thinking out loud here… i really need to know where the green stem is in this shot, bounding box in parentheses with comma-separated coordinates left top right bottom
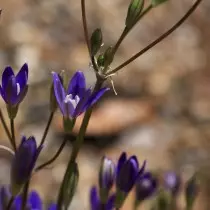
(0, 109, 12, 143)
(81, 0, 91, 56)
(6, 196, 14, 210)
(108, 0, 203, 75)
(57, 78, 104, 209)
(10, 119, 17, 152)
(35, 137, 67, 172)
(39, 112, 54, 147)
(21, 181, 30, 210)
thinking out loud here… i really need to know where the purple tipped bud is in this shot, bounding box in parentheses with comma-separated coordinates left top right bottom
(135, 172, 157, 202)
(164, 172, 181, 196)
(10, 136, 42, 195)
(99, 157, 115, 191)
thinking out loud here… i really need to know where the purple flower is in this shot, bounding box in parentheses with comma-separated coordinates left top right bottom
(135, 172, 157, 202)
(11, 136, 42, 195)
(99, 157, 115, 191)
(164, 172, 181, 196)
(90, 186, 115, 210)
(0, 187, 56, 210)
(52, 71, 109, 119)
(0, 64, 28, 106)
(116, 152, 146, 193)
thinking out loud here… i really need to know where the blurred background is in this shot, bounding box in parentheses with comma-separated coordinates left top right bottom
(0, 0, 210, 209)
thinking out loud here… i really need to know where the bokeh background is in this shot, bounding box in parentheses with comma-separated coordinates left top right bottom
(0, 0, 210, 209)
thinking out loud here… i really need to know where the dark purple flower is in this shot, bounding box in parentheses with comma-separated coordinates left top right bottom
(99, 157, 115, 191)
(52, 71, 109, 119)
(90, 186, 115, 210)
(135, 172, 157, 202)
(164, 171, 181, 196)
(0, 64, 28, 106)
(0, 187, 56, 210)
(11, 136, 42, 195)
(116, 152, 146, 193)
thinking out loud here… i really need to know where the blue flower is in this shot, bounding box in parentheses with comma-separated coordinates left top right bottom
(0, 64, 28, 106)
(135, 172, 157, 202)
(52, 71, 109, 119)
(90, 186, 115, 210)
(116, 152, 146, 193)
(11, 136, 42, 195)
(164, 171, 181, 196)
(0, 187, 56, 210)
(99, 157, 115, 191)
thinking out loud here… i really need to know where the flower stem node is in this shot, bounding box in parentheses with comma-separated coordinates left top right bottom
(10, 136, 42, 196)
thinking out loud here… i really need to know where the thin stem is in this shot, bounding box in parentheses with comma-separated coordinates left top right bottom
(112, 4, 153, 57)
(21, 181, 30, 210)
(0, 110, 12, 143)
(35, 137, 67, 172)
(108, 0, 203, 75)
(6, 196, 14, 210)
(39, 112, 54, 147)
(10, 119, 17, 152)
(81, 0, 91, 56)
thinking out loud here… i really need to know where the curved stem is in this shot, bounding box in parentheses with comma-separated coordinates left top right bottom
(81, 0, 91, 56)
(108, 0, 203, 75)
(21, 181, 30, 210)
(6, 196, 14, 210)
(10, 119, 16, 152)
(0, 109, 12, 142)
(39, 112, 54, 147)
(35, 137, 67, 172)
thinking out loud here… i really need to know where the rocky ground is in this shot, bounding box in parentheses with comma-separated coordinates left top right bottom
(0, 0, 210, 209)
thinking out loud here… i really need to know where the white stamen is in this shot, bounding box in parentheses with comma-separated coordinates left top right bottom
(16, 83, 20, 95)
(64, 94, 80, 109)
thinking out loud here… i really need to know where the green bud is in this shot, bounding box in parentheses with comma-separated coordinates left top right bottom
(62, 162, 79, 210)
(97, 54, 105, 67)
(185, 175, 199, 210)
(151, 0, 168, 7)
(7, 105, 18, 119)
(104, 46, 114, 70)
(90, 28, 103, 56)
(126, 0, 144, 28)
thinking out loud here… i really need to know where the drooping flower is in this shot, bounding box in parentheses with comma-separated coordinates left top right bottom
(90, 186, 115, 210)
(0, 187, 56, 210)
(52, 71, 109, 119)
(10, 136, 42, 195)
(0, 64, 28, 106)
(116, 152, 146, 193)
(99, 156, 115, 191)
(163, 171, 181, 196)
(135, 172, 157, 202)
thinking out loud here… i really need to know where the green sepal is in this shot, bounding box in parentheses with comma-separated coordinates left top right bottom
(7, 105, 18, 120)
(63, 117, 75, 133)
(115, 190, 127, 208)
(90, 28, 103, 56)
(103, 46, 114, 70)
(151, 0, 168, 7)
(97, 54, 105, 67)
(126, 0, 144, 28)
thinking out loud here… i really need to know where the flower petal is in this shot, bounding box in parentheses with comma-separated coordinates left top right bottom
(48, 203, 57, 210)
(106, 194, 115, 210)
(52, 72, 66, 115)
(90, 186, 99, 210)
(86, 87, 109, 108)
(116, 152, 127, 176)
(5, 75, 18, 105)
(16, 63, 28, 90)
(2, 66, 14, 90)
(67, 71, 86, 97)
(28, 191, 42, 209)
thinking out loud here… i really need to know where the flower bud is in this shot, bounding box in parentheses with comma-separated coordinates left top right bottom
(10, 136, 42, 195)
(126, 0, 144, 28)
(185, 175, 199, 210)
(90, 28, 103, 56)
(103, 47, 114, 70)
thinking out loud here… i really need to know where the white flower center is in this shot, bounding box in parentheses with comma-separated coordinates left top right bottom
(64, 94, 80, 109)
(16, 83, 20, 95)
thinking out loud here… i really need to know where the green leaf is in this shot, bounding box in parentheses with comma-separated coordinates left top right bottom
(126, 0, 144, 28)
(90, 28, 103, 56)
(151, 0, 168, 7)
